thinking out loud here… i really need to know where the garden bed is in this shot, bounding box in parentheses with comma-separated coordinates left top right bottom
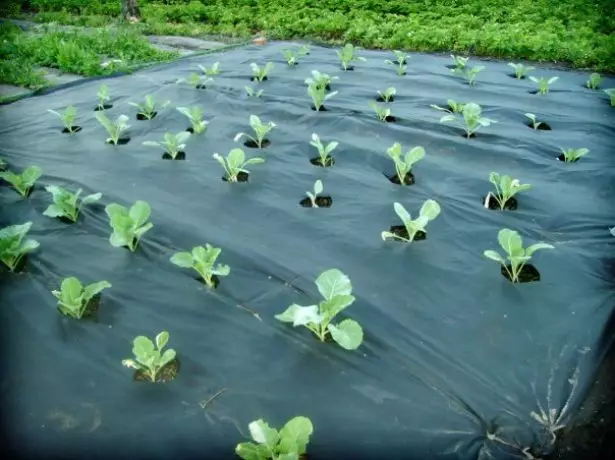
(0, 42, 614, 460)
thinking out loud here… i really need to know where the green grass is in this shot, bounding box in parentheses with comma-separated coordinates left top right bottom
(16, 0, 615, 72)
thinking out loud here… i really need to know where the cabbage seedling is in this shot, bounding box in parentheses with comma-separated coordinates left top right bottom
(122, 331, 177, 383)
(198, 61, 220, 76)
(275, 269, 364, 350)
(307, 82, 338, 111)
(47, 105, 79, 133)
(105, 200, 153, 252)
(450, 54, 469, 70)
(378, 87, 396, 102)
(525, 113, 544, 130)
(52, 277, 111, 319)
(251, 62, 274, 82)
(43, 185, 102, 222)
(529, 76, 559, 95)
(213, 148, 265, 182)
(129, 95, 170, 119)
(235, 416, 314, 460)
(337, 43, 366, 71)
(282, 46, 309, 66)
(305, 70, 338, 91)
(387, 143, 424, 185)
(170, 244, 230, 288)
(0, 166, 42, 197)
(487, 173, 531, 210)
(559, 147, 589, 163)
(586, 73, 603, 90)
(95, 112, 131, 145)
(464, 66, 485, 85)
(508, 63, 535, 79)
(439, 102, 496, 138)
(384, 56, 407, 75)
(305, 180, 324, 208)
(245, 86, 264, 98)
(143, 132, 191, 159)
(369, 101, 392, 122)
(381, 200, 440, 243)
(176, 106, 208, 134)
(605, 88, 615, 106)
(97, 84, 111, 110)
(310, 133, 338, 167)
(484, 229, 554, 283)
(234, 115, 276, 148)
(0, 222, 39, 272)
(430, 99, 465, 114)
(185, 72, 213, 89)
(390, 50, 409, 65)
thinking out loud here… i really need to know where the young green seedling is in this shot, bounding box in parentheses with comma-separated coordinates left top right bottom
(586, 73, 603, 90)
(486, 173, 531, 210)
(307, 82, 338, 111)
(52, 277, 111, 319)
(95, 112, 131, 144)
(387, 143, 425, 185)
(235, 416, 314, 460)
(176, 106, 208, 134)
(381, 200, 440, 243)
(43, 185, 102, 222)
(97, 84, 111, 110)
(337, 43, 366, 71)
(605, 88, 615, 106)
(143, 132, 191, 159)
(0, 222, 39, 272)
(450, 54, 469, 71)
(385, 53, 407, 75)
(464, 66, 485, 85)
(0, 166, 42, 197)
(234, 115, 276, 148)
(305, 180, 324, 208)
(507, 63, 535, 79)
(525, 113, 544, 130)
(47, 105, 79, 133)
(369, 101, 392, 122)
(484, 228, 553, 283)
(282, 46, 309, 66)
(129, 95, 170, 119)
(305, 70, 338, 91)
(378, 87, 396, 102)
(245, 86, 264, 98)
(439, 102, 496, 138)
(122, 331, 177, 383)
(251, 62, 274, 82)
(170, 244, 230, 288)
(213, 148, 265, 182)
(185, 72, 213, 89)
(430, 99, 465, 114)
(559, 148, 589, 163)
(275, 269, 364, 350)
(310, 133, 338, 167)
(105, 200, 153, 252)
(198, 61, 220, 76)
(529, 76, 559, 95)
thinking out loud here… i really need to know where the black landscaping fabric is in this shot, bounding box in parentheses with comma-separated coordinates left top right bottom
(0, 42, 614, 460)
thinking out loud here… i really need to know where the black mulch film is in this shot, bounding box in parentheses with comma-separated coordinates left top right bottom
(0, 42, 614, 460)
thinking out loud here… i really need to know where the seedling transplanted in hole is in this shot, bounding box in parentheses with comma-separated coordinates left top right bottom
(305, 70, 338, 91)
(245, 86, 264, 98)
(251, 62, 274, 81)
(0, 166, 42, 197)
(43, 186, 102, 222)
(0, 222, 39, 272)
(450, 54, 469, 71)
(387, 143, 425, 185)
(198, 61, 220, 76)
(439, 102, 496, 138)
(143, 132, 191, 159)
(184, 72, 213, 89)
(275, 269, 364, 350)
(464, 66, 485, 85)
(337, 43, 366, 70)
(129, 95, 170, 119)
(47, 105, 80, 133)
(381, 200, 441, 243)
(170, 244, 230, 288)
(385, 51, 409, 75)
(310, 133, 338, 167)
(97, 84, 111, 110)
(430, 99, 465, 114)
(95, 113, 131, 145)
(282, 46, 309, 66)
(105, 201, 153, 252)
(122, 331, 177, 383)
(305, 180, 324, 208)
(605, 88, 615, 106)
(52, 277, 111, 319)
(525, 113, 544, 130)
(177, 106, 208, 134)
(234, 115, 276, 148)
(586, 72, 603, 90)
(369, 101, 393, 122)
(235, 416, 314, 460)
(559, 147, 589, 163)
(378, 87, 396, 102)
(486, 173, 531, 210)
(213, 148, 265, 182)
(484, 228, 554, 283)
(508, 63, 535, 79)
(529, 76, 559, 95)
(307, 82, 338, 111)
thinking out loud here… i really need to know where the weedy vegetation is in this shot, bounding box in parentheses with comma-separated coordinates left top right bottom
(381, 200, 441, 242)
(95, 113, 131, 144)
(129, 95, 170, 119)
(43, 186, 102, 222)
(486, 173, 531, 210)
(234, 115, 276, 148)
(378, 87, 396, 102)
(529, 76, 559, 95)
(245, 86, 264, 97)
(198, 61, 220, 76)
(276, 269, 364, 350)
(0, 166, 42, 197)
(586, 72, 603, 90)
(143, 132, 191, 159)
(0, 222, 39, 272)
(559, 147, 589, 163)
(235, 416, 313, 460)
(305, 180, 324, 208)
(176, 106, 208, 134)
(439, 102, 496, 138)
(369, 101, 392, 122)
(213, 148, 265, 182)
(337, 43, 366, 71)
(52, 277, 111, 319)
(105, 201, 153, 252)
(170, 244, 230, 288)
(251, 62, 274, 81)
(48, 105, 79, 133)
(508, 63, 535, 79)
(122, 331, 177, 383)
(387, 143, 425, 185)
(310, 133, 338, 167)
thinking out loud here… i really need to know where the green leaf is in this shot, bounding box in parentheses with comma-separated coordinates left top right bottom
(526, 242, 554, 256)
(320, 294, 355, 321)
(277, 454, 300, 460)
(483, 250, 505, 264)
(43, 204, 65, 218)
(61, 277, 83, 303)
(83, 281, 111, 302)
(248, 419, 279, 448)
(278, 416, 313, 455)
(159, 348, 176, 367)
(129, 201, 151, 227)
(328, 319, 364, 350)
(315, 269, 352, 300)
(419, 200, 441, 220)
(275, 304, 322, 326)
(235, 442, 270, 460)
(498, 229, 523, 257)
(81, 192, 102, 205)
(228, 148, 246, 170)
(22, 166, 42, 183)
(156, 331, 169, 350)
(170, 252, 194, 268)
(133, 336, 155, 357)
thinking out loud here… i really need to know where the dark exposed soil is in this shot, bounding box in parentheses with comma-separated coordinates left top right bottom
(106, 137, 131, 145)
(557, 154, 579, 163)
(299, 196, 333, 208)
(94, 104, 113, 111)
(388, 172, 414, 186)
(57, 293, 102, 320)
(484, 194, 517, 211)
(500, 264, 540, 283)
(195, 274, 220, 289)
(387, 226, 426, 242)
(222, 172, 249, 183)
(136, 112, 157, 120)
(61, 126, 82, 134)
(310, 105, 328, 112)
(244, 139, 270, 149)
(250, 76, 268, 81)
(162, 151, 186, 160)
(526, 120, 552, 130)
(133, 358, 180, 383)
(376, 95, 395, 103)
(310, 156, 335, 167)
